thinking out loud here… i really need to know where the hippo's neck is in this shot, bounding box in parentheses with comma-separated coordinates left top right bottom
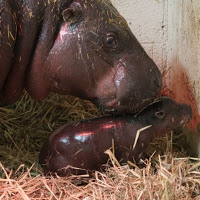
(0, 0, 47, 104)
(24, 0, 77, 101)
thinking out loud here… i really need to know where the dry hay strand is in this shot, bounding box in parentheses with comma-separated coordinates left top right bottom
(0, 155, 200, 199)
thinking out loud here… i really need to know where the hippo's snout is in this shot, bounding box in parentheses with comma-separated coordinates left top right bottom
(104, 55, 162, 113)
(180, 103, 193, 125)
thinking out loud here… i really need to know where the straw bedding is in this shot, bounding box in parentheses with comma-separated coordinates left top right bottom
(0, 93, 199, 199)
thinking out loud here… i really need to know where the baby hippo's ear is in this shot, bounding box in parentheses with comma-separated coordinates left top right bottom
(155, 110, 165, 119)
(62, 2, 82, 25)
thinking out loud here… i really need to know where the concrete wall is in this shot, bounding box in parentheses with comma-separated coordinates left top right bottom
(166, 0, 200, 155)
(111, 0, 200, 156)
(111, 0, 167, 69)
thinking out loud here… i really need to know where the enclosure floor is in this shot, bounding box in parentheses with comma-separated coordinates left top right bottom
(0, 93, 199, 199)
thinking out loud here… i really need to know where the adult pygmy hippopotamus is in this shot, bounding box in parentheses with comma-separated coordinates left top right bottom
(0, 0, 162, 113)
(39, 97, 192, 176)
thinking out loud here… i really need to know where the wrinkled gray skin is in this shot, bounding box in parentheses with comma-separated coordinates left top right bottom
(0, 0, 162, 113)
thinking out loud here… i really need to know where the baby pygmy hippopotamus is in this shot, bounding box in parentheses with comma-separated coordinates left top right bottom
(39, 97, 192, 176)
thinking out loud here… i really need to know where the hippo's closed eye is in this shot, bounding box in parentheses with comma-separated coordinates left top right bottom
(102, 32, 118, 51)
(155, 110, 165, 119)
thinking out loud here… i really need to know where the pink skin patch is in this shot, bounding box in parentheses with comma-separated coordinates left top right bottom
(55, 22, 77, 45)
(115, 66, 125, 88)
(101, 123, 116, 129)
(59, 23, 70, 43)
(104, 65, 126, 108)
(106, 65, 126, 108)
(78, 132, 93, 137)
(74, 122, 119, 142)
(56, 23, 70, 43)
(75, 132, 93, 142)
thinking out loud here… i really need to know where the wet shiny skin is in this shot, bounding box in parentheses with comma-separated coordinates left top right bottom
(0, 0, 161, 114)
(39, 97, 192, 176)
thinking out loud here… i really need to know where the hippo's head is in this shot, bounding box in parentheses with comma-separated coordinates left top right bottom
(138, 97, 192, 137)
(27, 0, 162, 113)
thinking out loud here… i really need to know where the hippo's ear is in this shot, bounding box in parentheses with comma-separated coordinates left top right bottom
(155, 110, 166, 119)
(62, 2, 82, 25)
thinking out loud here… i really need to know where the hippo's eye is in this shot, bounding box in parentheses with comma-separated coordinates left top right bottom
(155, 110, 165, 119)
(106, 33, 117, 45)
(102, 32, 118, 50)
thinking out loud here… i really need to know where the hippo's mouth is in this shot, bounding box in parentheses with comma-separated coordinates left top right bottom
(104, 97, 154, 114)
(92, 52, 162, 114)
(94, 63, 156, 114)
(104, 63, 126, 111)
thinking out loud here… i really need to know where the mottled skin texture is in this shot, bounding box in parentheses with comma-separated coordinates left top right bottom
(0, 0, 162, 113)
(39, 97, 192, 176)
